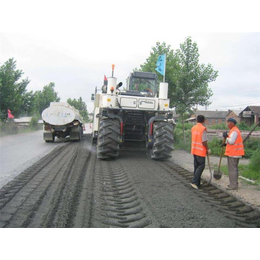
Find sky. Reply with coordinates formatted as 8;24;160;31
0;0;259;114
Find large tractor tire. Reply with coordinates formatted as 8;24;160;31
97;118;120;159
150;122;174;160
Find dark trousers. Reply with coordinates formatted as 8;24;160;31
192;155;205;186
227;157;239;188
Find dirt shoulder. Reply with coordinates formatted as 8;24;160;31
170;150;260;212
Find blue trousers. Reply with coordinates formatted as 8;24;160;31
192;155;205;186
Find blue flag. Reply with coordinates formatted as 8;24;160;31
155;54;166;76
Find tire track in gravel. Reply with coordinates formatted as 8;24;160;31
1;136;259;228
116;150;260;228
0;144;68;211
1;143;78;227
161;161;260;228
32;140;91;228
89;157;154;227
0;137;93;228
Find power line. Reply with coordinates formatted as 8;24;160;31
218;102;260;108
213;90;260;96
206;102;260;111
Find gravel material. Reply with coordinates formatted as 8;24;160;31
1;135;259;228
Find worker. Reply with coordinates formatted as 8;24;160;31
222;118;244;190
190;115;209;189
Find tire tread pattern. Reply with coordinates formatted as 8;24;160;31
151;122;174;160
97;118;120;159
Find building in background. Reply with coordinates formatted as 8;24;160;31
226;110;241;124
186;110;228;126
239;106;260;126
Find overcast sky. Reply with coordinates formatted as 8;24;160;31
1;0;259;114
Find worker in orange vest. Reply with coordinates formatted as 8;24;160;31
190;115;209;189
222;118;245;190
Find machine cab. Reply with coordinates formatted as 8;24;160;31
125;71;157;97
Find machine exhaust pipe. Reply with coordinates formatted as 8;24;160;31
159;82;168;99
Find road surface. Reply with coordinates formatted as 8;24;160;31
0;124;92;189
1;135;259;228
0;130;65;188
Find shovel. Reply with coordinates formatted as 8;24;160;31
213;138;226;180
207;153;213;185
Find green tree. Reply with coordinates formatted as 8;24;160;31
67;97;89;122
20;90;34;116
172;37;218;142
33;82;60;116
140;41;179;92
0;58;30;121
140;38;218;142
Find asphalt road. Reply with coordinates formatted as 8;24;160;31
0;130;65;188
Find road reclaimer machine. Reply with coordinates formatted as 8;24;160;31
92;65;175;160
42;102;83;142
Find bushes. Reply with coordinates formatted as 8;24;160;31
174;123;191;151
208;123;227;130
241;148;260;182
29;116;40;130
0;117;41;136
175;122;193;131
208;137;223;156
0;121;18;136
244;138;260;158
208;122;257;131
237;121;251;131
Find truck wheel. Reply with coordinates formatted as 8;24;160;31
70;125;82;141
150;122;174;160
45;133;55;143
78;126;83;141
97;118;120;159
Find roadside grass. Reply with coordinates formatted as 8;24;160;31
219;164;260;185
207;122;259;131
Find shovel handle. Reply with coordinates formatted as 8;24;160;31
243;122;260;143
218;138;226;171
218;146;224;170
207;153;212;185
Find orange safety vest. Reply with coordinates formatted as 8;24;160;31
225;126;245;157
191;123;207;157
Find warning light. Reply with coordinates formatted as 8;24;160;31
111;64;115;77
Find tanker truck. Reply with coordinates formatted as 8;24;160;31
92;65;175;160
42;102;83;142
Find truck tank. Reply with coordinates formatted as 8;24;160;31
42;102;83;142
